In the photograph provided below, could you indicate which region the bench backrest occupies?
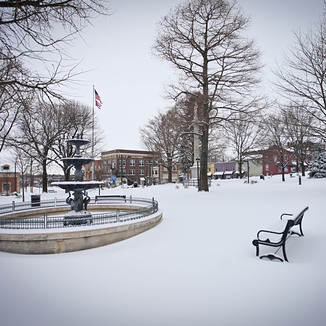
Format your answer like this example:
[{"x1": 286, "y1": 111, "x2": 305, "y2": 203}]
[
  {"x1": 281, "y1": 219, "x2": 295, "y2": 241},
  {"x1": 293, "y1": 206, "x2": 309, "y2": 226}
]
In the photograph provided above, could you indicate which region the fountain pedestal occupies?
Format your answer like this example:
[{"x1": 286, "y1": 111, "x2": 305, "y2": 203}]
[{"x1": 52, "y1": 136, "x2": 103, "y2": 225}]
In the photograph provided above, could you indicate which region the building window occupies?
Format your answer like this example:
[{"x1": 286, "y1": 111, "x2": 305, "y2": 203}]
[
  {"x1": 140, "y1": 169, "x2": 144, "y2": 175},
  {"x1": 266, "y1": 164, "x2": 269, "y2": 171},
  {"x1": 130, "y1": 169, "x2": 135, "y2": 175},
  {"x1": 2, "y1": 183, "x2": 10, "y2": 193},
  {"x1": 139, "y1": 159, "x2": 144, "y2": 166},
  {"x1": 2, "y1": 164, "x2": 10, "y2": 171},
  {"x1": 130, "y1": 159, "x2": 135, "y2": 166}
]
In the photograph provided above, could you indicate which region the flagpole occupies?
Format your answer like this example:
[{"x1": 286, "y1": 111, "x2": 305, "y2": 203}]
[{"x1": 92, "y1": 85, "x2": 95, "y2": 180}]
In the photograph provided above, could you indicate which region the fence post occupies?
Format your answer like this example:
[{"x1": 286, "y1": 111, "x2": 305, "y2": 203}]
[
  {"x1": 54, "y1": 197, "x2": 57, "y2": 207},
  {"x1": 12, "y1": 201, "x2": 15, "y2": 211},
  {"x1": 130, "y1": 195, "x2": 132, "y2": 204},
  {"x1": 116, "y1": 209, "x2": 120, "y2": 222},
  {"x1": 44, "y1": 213, "x2": 47, "y2": 229}
]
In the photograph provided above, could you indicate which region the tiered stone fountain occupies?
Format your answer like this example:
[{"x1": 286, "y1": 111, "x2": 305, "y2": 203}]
[
  {"x1": 52, "y1": 135, "x2": 103, "y2": 225},
  {"x1": 0, "y1": 135, "x2": 162, "y2": 254}
]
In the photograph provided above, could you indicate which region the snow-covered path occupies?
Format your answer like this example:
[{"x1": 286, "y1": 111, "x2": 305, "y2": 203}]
[{"x1": 1, "y1": 176, "x2": 326, "y2": 326}]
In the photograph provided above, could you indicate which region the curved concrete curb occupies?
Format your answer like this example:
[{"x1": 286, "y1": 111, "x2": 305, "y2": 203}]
[{"x1": 0, "y1": 210, "x2": 162, "y2": 255}]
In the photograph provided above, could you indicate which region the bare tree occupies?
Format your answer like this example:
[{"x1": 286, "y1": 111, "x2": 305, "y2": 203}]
[
  {"x1": 9, "y1": 99, "x2": 103, "y2": 191},
  {"x1": 275, "y1": 9, "x2": 326, "y2": 140},
  {"x1": 263, "y1": 113, "x2": 294, "y2": 182},
  {"x1": 281, "y1": 103, "x2": 315, "y2": 176},
  {"x1": 0, "y1": 0, "x2": 110, "y2": 152},
  {"x1": 140, "y1": 108, "x2": 181, "y2": 183},
  {"x1": 10, "y1": 147, "x2": 30, "y2": 201},
  {"x1": 11, "y1": 101, "x2": 65, "y2": 192},
  {"x1": 51, "y1": 101, "x2": 100, "y2": 181},
  {"x1": 154, "y1": 0, "x2": 262, "y2": 191},
  {"x1": 223, "y1": 111, "x2": 264, "y2": 178}
]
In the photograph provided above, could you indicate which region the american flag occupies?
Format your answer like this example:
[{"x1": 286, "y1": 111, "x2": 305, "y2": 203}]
[{"x1": 94, "y1": 89, "x2": 103, "y2": 109}]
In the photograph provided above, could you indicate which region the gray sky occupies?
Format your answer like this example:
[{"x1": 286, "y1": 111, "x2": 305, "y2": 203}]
[{"x1": 67, "y1": 0, "x2": 324, "y2": 152}]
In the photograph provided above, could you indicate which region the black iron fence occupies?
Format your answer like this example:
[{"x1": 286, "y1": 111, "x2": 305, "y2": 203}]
[
  {"x1": 0, "y1": 196, "x2": 159, "y2": 229},
  {"x1": 183, "y1": 179, "x2": 211, "y2": 187},
  {"x1": 0, "y1": 198, "x2": 67, "y2": 215}
]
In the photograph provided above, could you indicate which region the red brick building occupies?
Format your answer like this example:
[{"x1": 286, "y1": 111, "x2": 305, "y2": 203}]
[
  {"x1": 0, "y1": 164, "x2": 20, "y2": 195},
  {"x1": 84, "y1": 159, "x2": 102, "y2": 181},
  {"x1": 93, "y1": 149, "x2": 156, "y2": 186}
]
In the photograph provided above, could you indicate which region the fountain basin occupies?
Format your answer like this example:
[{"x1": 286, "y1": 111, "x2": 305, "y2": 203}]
[
  {"x1": 0, "y1": 205, "x2": 163, "y2": 254},
  {"x1": 66, "y1": 138, "x2": 89, "y2": 147},
  {"x1": 52, "y1": 181, "x2": 103, "y2": 191},
  {"x1": 60, "y1": 157, "x2": 94, "y2": 165}
]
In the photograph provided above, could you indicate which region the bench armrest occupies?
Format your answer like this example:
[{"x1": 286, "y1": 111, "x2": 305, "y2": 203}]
[
  {"x1": 257, "y1": 229, "x2": 284, "y2": 240},
  {"x1": 280, "y1": 213, "x2": 293, "y2": 220}
]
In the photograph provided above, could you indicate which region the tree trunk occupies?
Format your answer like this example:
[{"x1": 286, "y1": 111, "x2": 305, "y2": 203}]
[
  {"x1": 282, "y1": 167, "x2": 285, "y2": 182},
  {"x1": 21, "y1": 172, "x2": 25, "y2": 202},
  {"x1": 42, "y1": 158, "x2": 48, "y2": 192},
  {"x1": 167, "y1": 158, "x2": 173, "y2": 183},
  {"x1": 239, "y1": 161, "x2": 243, "y2": 179},
  {"x1": 200, "y1": 124, "x2": 209, "y2": 191},
  {"x1": 64, "y1": 164, "x2": 71, "y2": 181},
  {"x1": 296, "y1": 159, "x2": 299, "y2": 173},
  {"x1": 301, "y1": 160, "x2": 305, "y2": 176},
  {"x1": 199, "y1": 52, "x2": 209, "y2": 192}
]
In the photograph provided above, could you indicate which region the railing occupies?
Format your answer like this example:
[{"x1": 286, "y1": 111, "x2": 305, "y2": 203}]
[
  {"x1": 183, "y1": 179, "x2": 211, "y2": 187},
  {"x1": 0, "y1": 198, "x2": 67, "y2": 215},
  {"x1": 0, "y1": 196, "x2": 159, "y2": 230}
]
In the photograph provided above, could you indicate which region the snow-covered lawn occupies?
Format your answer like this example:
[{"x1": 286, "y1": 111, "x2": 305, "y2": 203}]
[{"x1": 1, "y1": 175, "x2": 326, "y2": 326}]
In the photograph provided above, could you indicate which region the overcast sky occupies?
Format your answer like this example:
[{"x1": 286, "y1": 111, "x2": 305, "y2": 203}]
[{"x1": 50, "y1": 0, "x2": 326, "y2": 153}]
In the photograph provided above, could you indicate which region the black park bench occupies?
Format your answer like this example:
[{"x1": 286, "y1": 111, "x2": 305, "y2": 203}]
[
  {"x1": 252, "y1": 206, "x2": 309, "y2": 262},
  {"x1": 95, "y1": 195, "x2": 127, "y2": 203}
]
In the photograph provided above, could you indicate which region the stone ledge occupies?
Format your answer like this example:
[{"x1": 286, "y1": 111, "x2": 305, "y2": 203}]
[{"x1": 0, "y1": 210, "x2": 162, "y2": 254}]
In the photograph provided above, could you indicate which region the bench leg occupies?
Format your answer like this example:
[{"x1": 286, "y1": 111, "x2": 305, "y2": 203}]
[
  {"x1": 282, "y1": 244, "x2": 289, "y2": 262},
  {"x1": 252, "y1": 240, "x2": 259, "y2": 256},
  {"x1": 299, "y1": 222, "x2": 304, "y2": 236}
]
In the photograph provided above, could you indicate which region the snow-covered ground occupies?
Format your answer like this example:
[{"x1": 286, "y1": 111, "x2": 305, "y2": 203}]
[{"x1": 1, "y1": 175, "x2": 326, "y2": 326}]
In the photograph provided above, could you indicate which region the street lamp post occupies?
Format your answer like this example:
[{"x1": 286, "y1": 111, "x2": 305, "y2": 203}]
[
  {"x1": 120, "y1": 155, "x2": 123, "y2": 186},
  {"x1": 196, "y1": 157, "x2": 200, "y2": 191},
  {"x1": 243, "y1": 160, "x2": 250, "y2": 183}
]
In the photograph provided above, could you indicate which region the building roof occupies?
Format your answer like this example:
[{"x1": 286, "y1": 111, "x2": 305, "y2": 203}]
[{"x1": 101, "y1": 149, "x2": 155, "y2": 156}]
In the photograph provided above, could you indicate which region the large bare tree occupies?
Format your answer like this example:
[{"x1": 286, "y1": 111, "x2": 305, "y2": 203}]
[
  {"x1": 275, "y1": 7, "x2": 326, "y2": 140},
  {"x1": 154, "y1": 0, "x2": 262, "y2": 191},
  {"x1": 0, "y1": 0, "x2": 110, "y2": 151}
]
